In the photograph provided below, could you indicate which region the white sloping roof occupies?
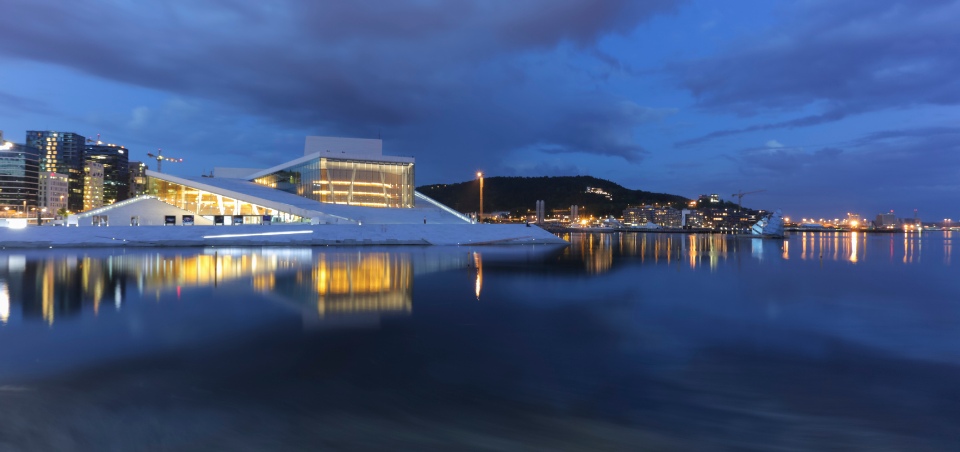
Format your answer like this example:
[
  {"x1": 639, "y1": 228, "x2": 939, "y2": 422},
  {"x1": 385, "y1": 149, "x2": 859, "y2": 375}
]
[
  {"x1": 69, "y1": 197, "x2": 214, "y2": 226},
  {"x1": 213, "y1": 167, "x2": 265, "y2": 179},
  {"x1": 147, "y1": 171, "x2": 469, "y2": 225}
]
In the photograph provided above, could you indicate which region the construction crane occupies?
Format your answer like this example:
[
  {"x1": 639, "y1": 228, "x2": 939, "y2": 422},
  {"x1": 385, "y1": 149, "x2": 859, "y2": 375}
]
[
  {"x1": 146, "y1": 148, "x2": 183, "y2": 173},
  {"x1": 732, "y1": 189, "x2": 765, "y2": 210}
]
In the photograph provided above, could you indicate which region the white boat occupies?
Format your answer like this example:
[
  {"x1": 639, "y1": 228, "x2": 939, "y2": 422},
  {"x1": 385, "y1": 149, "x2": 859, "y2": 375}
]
[{"x1": 751, "y1": 209, "x2": 785, "y2": 238}]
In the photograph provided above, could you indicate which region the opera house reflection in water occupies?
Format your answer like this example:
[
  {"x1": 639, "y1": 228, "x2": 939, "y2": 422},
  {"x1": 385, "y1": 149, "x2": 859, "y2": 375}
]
[
  {"x1": 559, "y1": 230, "x2": 953, "y2": 274},
  {"x1": 0, "y1": 249, "x2": 465, "y2": 327},
  {"x1": 0, "y1": 232, "x2": 950, "y2": 324},
  {"x1": 270, "y1": 252, "x2": 413, "y2": 319}
]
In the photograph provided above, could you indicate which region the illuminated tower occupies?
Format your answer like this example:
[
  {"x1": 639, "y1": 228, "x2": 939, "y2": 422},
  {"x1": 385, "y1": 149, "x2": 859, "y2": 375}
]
[
  {"x1": 26, "y1": 131, "x2": 87, "y2": 211},
  {"x1": 84, "y1": 142, "x2": 130, "y2": 204}
]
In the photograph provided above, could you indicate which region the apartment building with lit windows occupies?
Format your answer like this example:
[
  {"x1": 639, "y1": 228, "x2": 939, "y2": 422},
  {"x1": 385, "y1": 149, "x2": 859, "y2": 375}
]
[
  {"x1": 39, "y1": 172, "x2": 69, "y2": 212},
  {"x1": 83, "y1": 161, "x2": 104, "y2": 211},
  {"x1": 26, "y1": 131, "x2": 87, "y2": 211}
]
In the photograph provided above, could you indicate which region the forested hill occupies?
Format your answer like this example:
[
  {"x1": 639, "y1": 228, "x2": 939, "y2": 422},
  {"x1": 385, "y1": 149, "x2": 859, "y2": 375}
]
[{"x1": 417, "y1": 176, "x2": 691, "y2": 217}]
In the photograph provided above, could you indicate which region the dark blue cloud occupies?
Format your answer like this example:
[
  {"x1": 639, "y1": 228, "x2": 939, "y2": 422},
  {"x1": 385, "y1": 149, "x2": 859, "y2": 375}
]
[
  {"x1": 0, "y1": 91, "x2": 54, "y2": 116},
  {"x1": 0, "y1": 0, "x2": 683, "y2": 168},
  {"x1": 671, "y1": 0, "x2": 960, "y2": 144},
  {"x1": 737, "y1": 144, "x2": 843, "y2": 175},
  {"x1": 727, "y1": 126, "x2": 960, "y2": 217},
  {"x1": 0, "y1": 0, "x2": 956, "y2": 220}
]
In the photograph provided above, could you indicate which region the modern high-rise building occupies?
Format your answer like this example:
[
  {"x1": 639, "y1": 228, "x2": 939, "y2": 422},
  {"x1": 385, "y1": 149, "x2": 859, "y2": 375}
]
[
  {"x1": 84, "y1": 142, "x2": 130, "y2": 204},
  {"x1": 26, "y1": 131, "x2": 87, "y2": 211},
  {"x1": 0, "y1": 141, "x2": 40, "y2": 215},
  {"x1": 25, "y1": 131, "x2": 86, "y2": 175},
  {"x1": 875, "y1": 211, "x2": 898, "y2": 229},
  {"x1": 83, "y1": 161, "x2": 104, "y2": 211},
  {"x1": 128, "y1": 161, "x2": 147, "y2": 198},
  {"x1": 39, "y1": 172, "x2": 69, "y2": 213}
]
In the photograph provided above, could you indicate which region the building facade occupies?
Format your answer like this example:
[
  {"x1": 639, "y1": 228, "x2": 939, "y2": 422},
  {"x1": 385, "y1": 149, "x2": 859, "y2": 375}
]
[
  {"x1": 39, "y1": 172, "x2": 69, "y2": 212},
  {"x1": 25, "y1": 131, "x2": 86, "y2": 174},
  {"x1": 623, "y1": 205, "x2": 683, "y2": 228},
  {"x1": 83, "y1": 161, "x2": 104, "y2": 211},
  {"x1": 251, "y1": 157, "x2": 415, "y2": 208},
  {"x1": 875, "y1": 211, "x2": 898, "y2": 229},
  {"x1": 248, "y1": 137, "x2": 416, "y2": 208},
  {"x1": 26, "y1": 131, "x2": 87, "y2": 211},
  {"x1": 84, "y1": 143, "x2": 130, "y2": 204},
  {"x1": 0, "y1": 142, "x2": 40, "y2": 215},
  {"x1": 128, "y1": 161, "x2": 147, "y2": 198},
  {"x1": 82, "y1": 136, "x2": 470, "y2": 227}
]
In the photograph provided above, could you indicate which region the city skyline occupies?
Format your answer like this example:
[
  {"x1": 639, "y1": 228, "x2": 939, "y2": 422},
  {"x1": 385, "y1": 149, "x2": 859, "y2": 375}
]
[{"x1": 1, "y1": 0, "x2": 957, "y2": 221}]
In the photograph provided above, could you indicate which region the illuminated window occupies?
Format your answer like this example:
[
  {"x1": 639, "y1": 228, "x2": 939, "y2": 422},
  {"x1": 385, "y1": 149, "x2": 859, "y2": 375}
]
[{"x1": 253, "y1": 157, "x2": 414, "y2": 208}]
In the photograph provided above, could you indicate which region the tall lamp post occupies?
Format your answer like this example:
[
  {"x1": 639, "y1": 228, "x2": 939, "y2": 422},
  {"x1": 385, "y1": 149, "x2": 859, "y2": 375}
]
[{"x1": 477, "y1": 171, "x2": 483, "y2": 223}]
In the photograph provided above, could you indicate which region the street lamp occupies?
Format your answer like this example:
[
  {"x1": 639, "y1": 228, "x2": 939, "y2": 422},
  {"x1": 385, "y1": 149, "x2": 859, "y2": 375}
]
[{"x1": 477, "y1": 171, "x2": 483, "y2": 223}]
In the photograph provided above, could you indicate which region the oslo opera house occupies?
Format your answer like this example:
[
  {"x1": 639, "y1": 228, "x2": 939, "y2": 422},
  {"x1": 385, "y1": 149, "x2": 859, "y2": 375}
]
[{"x1": 1, "y1": 137, "x2": 564, "y2": 247}]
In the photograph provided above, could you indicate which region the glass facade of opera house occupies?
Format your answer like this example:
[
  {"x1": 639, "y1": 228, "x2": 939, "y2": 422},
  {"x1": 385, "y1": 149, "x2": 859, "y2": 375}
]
[{"x1": 252, "y1": 157, "x2": 415, "y2": 208}]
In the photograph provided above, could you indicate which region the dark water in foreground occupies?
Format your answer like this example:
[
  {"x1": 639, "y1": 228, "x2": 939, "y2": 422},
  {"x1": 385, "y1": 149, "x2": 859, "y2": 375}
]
[{"x1": 0, "y1": 231, "x2": 957, "y2": 451}]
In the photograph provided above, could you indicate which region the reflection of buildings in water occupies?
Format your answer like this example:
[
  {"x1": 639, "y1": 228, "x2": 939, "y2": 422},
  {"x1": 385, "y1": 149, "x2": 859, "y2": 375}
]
[
  {"x1": 688, "y1": 234, "x2": 698, "y2": 269},
  {"x1": 792, "y1": 231, "x2": 957, "y2": 264},
  {"x1": 562, "y1": 232, "x2": 734, "y2": 272},
  {"x1": 0, "y1": 281, "x2": 9, "y2": 323},
  {"x1": 903, "y1": 232, "x2": 921, "y2": 264},
  {"x1": 23, "y1": 257, "x2": 86, "y2": 325},
  {"x1": 473, "y1": 252, "x2": 482, "y2": 300},
  {"x1": 137, "y1": 249, "x2": 311, "y2": 291},
  {"x1": 0, "y1": 249, "x2": 314, "y2": 325},
  {"x1": 564, "y1": 233, "x2": 614, "y2": 274},
  {"x1": 683, "y1": 234, "x2": 729, "y2": 271},
  {"x1": 945, "y1": 231, "x2": 952, "y2": 265},
  {"x1": 707, "y1": 235, "x2": 727, "y2": 271},
  {"x1": 269, "y1": 252, "x2": 413, "y2": 319},
  {"x1": 751, "y1": 238, "x2": 763, "y2": 261},
  {"x1": 849, "y1": 232, "x2": 859, "y2": 263},
  {"x1": 0, "y1": 248, "x2": 477, "y2": 327},
  {"x1": 0, "y1": 246, "x2": 557, "y2": 327}
]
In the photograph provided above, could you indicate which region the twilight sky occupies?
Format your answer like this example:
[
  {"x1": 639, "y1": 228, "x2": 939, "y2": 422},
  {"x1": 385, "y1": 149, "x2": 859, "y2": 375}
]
[{"x1": 1, "y1": 0, "x2": 958, "y2": 221}]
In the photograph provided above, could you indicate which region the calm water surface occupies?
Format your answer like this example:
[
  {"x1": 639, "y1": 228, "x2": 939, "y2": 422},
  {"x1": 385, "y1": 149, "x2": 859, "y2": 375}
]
[{"x1": 0, "y1": 231, "x2": 957, "y2": 451}]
